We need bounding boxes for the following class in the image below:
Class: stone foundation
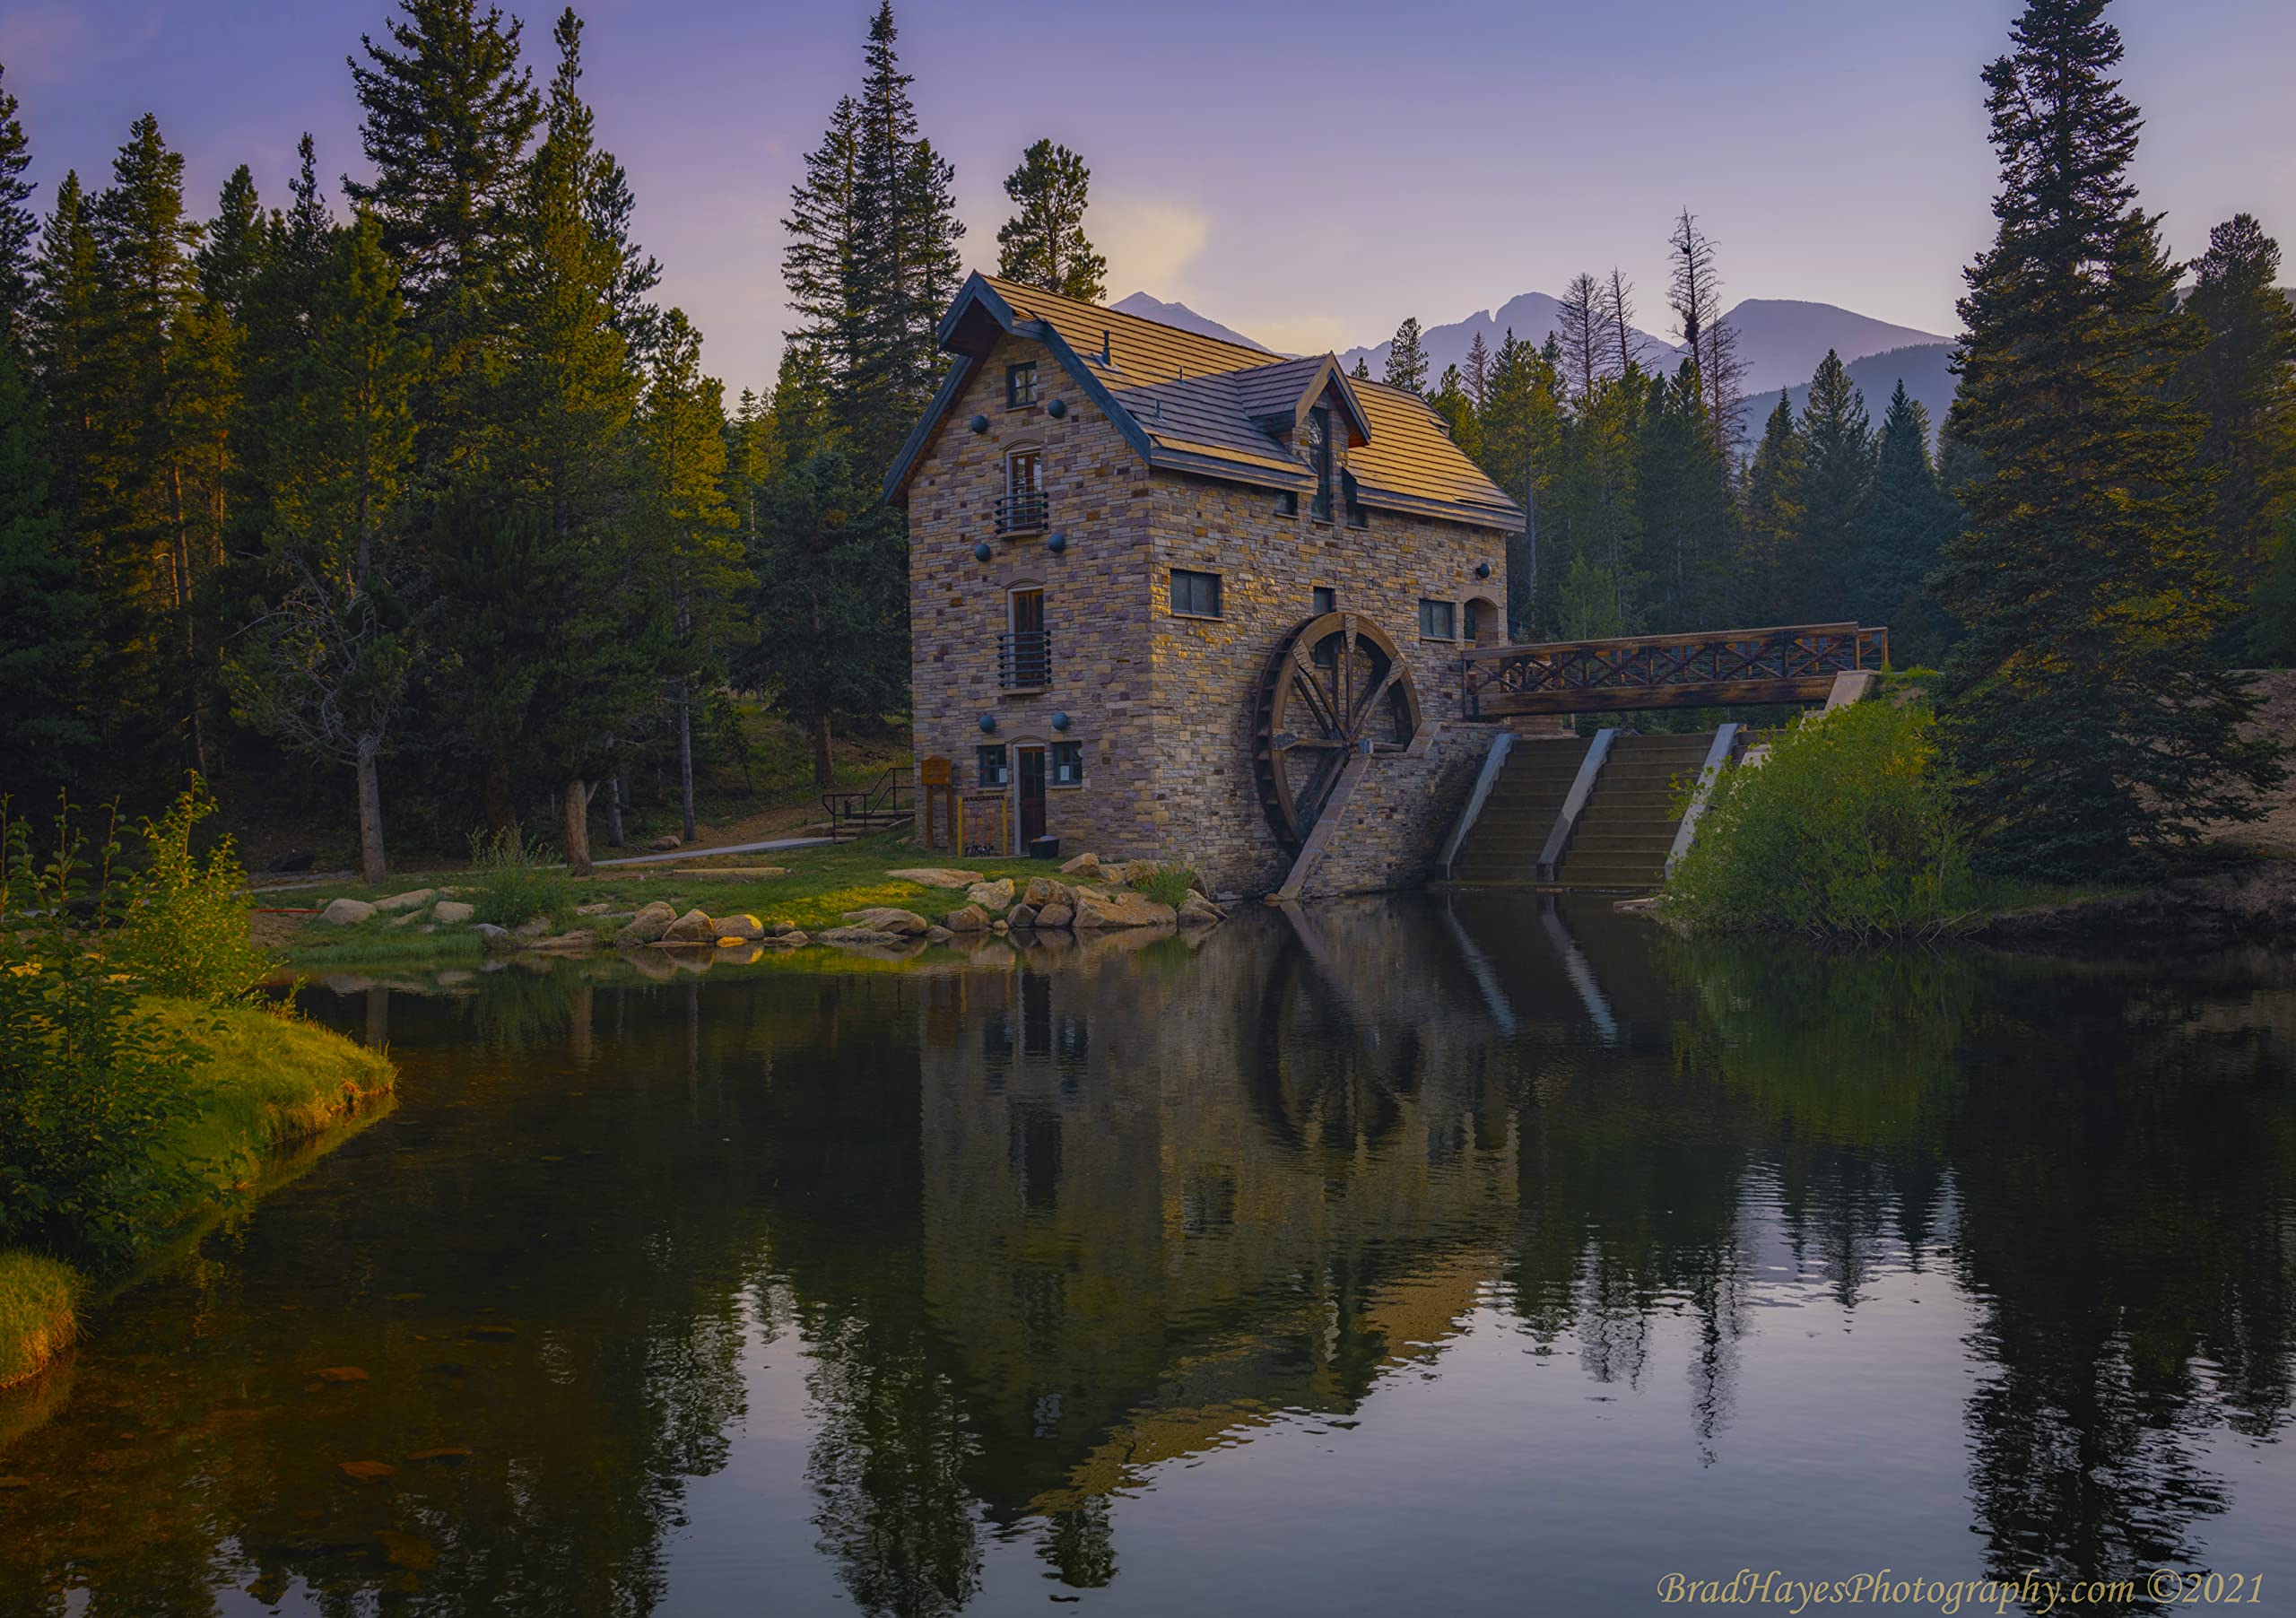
[1298,723,1501,898]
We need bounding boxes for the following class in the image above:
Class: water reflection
[0,903,2291,1614]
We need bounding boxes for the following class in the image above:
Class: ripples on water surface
[2,896,2293,1615]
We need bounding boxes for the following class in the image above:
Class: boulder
[514,918,552,937]
[617,900,677,945]
[964,877,1015,912]
[1118,859,1160,886]
[647,833,682,852]
[657,908,718,945]
[843,906,931,936]
[766,919,796,937]
[1035,901,1074,929]
[1072,889,1176,929]
[1007,903,1039,928]
[756,930,809,950]
[524,931,595,954]
[885,867,984,890]
[1058,852,1101,877]
[817,926,905,949]
[1176,892,1223,926]
[715,913,766,942]
[1021,875,1070,909]
[319,897,375,927]
[374,888,436,915]
[574,901,613,916]
[944,904,989,932]
[990,919,1010,935]
[474,923,510,944]
[430,900,474,925]
[925,925,955,943]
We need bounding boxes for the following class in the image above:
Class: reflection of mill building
[885,276,1525,893]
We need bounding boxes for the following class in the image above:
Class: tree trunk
[563,777,593,877]
[355,734,388,884]
[677,680,698,843]
[811,713,834,789]
[603,771,625,848]
[483,759,516,838]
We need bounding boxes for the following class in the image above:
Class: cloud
[1093,196,1208,296]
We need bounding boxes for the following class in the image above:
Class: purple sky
[3,0,2291,395]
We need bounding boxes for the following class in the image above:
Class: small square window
[1049,741,1083,786]
[1006,362,1037,407]
[1170,569,1222,618]
[977,744,1009,787]
[1418,598,1457,639]
[1311,587,1335,616]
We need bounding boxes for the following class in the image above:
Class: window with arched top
[1465,596,1501,646]
[998,445,1047,535]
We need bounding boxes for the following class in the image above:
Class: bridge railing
[1462,622,1888,717]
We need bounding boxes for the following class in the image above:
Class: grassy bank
[0,999,396,1391]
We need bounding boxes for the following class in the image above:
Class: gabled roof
[885,274,1523,531]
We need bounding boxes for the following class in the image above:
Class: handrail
[1538,728,1617,882]
[820,768,913,841]
[1437,730,1514,878]
[1666,724,1744,875]
[1464,622,1888,718]
[995,490,1049,535]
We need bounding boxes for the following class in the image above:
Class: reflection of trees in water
[1660,936,2296,1611]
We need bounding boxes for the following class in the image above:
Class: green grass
[281,921,490,970]
[0,1255,81,1389]
[0,999,395,1389]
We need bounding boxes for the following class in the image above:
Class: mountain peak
[1109,291,1271,353]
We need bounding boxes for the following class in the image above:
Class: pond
[3,897,2294,1615]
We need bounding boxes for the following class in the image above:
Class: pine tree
[230,211,428,883]
[481,8,649,869]
[996,139,1105,303]
[1384,315,1427,395]
[742,447,907,787]
[1741,391,1804,622]
[781,94,860,387]
[1463,330,1492,413]
[1635,363,1738,631]
[0,347,97,791]
[0,64,37,358]
[1791,349,1874,619]
[32,171,99,528]
[346,0,540,471]
[841,2,963,475]
[86,114,211,773]
[1601,268,1643,379]
[640,308,744,841]
[1350,356,1369,380]
[1472,328,1562,626]
[1856,381,1959,660]
[1936,0,2282,876]
[2179,213,2296,593]
[1556,272,1604,404]
[1430,363,1478,459]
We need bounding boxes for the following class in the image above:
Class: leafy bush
[1131,864,1201,909]
[466,827,576,928]
[1662,700,1976,940]
[0,803,213,1264]
[110,781,274,1003]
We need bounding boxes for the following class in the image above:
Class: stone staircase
[1448,736,1590,885]
[1551,732,1716,892]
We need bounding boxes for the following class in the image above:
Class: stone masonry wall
[1300,722,1503,898]
[907,338,1512,895]
[1145,403,1512,894]
[907,331,1161,860]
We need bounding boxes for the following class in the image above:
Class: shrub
[0,803,213,1264]
[1662,699,1976,940]
[110,781,274,1004]
[1131,864,1201,909]
[466,827,576,928]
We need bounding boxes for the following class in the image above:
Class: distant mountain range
[1109,291,1271,352]
[1121,285,1959,448]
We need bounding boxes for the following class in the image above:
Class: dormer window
[1006,362,1037,408]
[1307,406,1334,521]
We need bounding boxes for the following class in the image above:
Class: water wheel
[1249,612,1422,853]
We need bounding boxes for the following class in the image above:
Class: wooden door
[1016,745,1047,846]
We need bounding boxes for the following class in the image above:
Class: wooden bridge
[1461,622,1889,718]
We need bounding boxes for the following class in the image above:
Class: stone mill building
[884,274,1525,897]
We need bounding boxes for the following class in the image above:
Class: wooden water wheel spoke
[1252,612,1422,854]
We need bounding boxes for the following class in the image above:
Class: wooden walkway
[1462,622,1888,718]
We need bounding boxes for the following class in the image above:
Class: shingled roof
[884,274,1523,532]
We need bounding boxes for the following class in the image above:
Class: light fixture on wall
[1475,561,1492,578]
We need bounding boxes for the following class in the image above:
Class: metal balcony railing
[997,629,1053,690]
[996,489,1049,535]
